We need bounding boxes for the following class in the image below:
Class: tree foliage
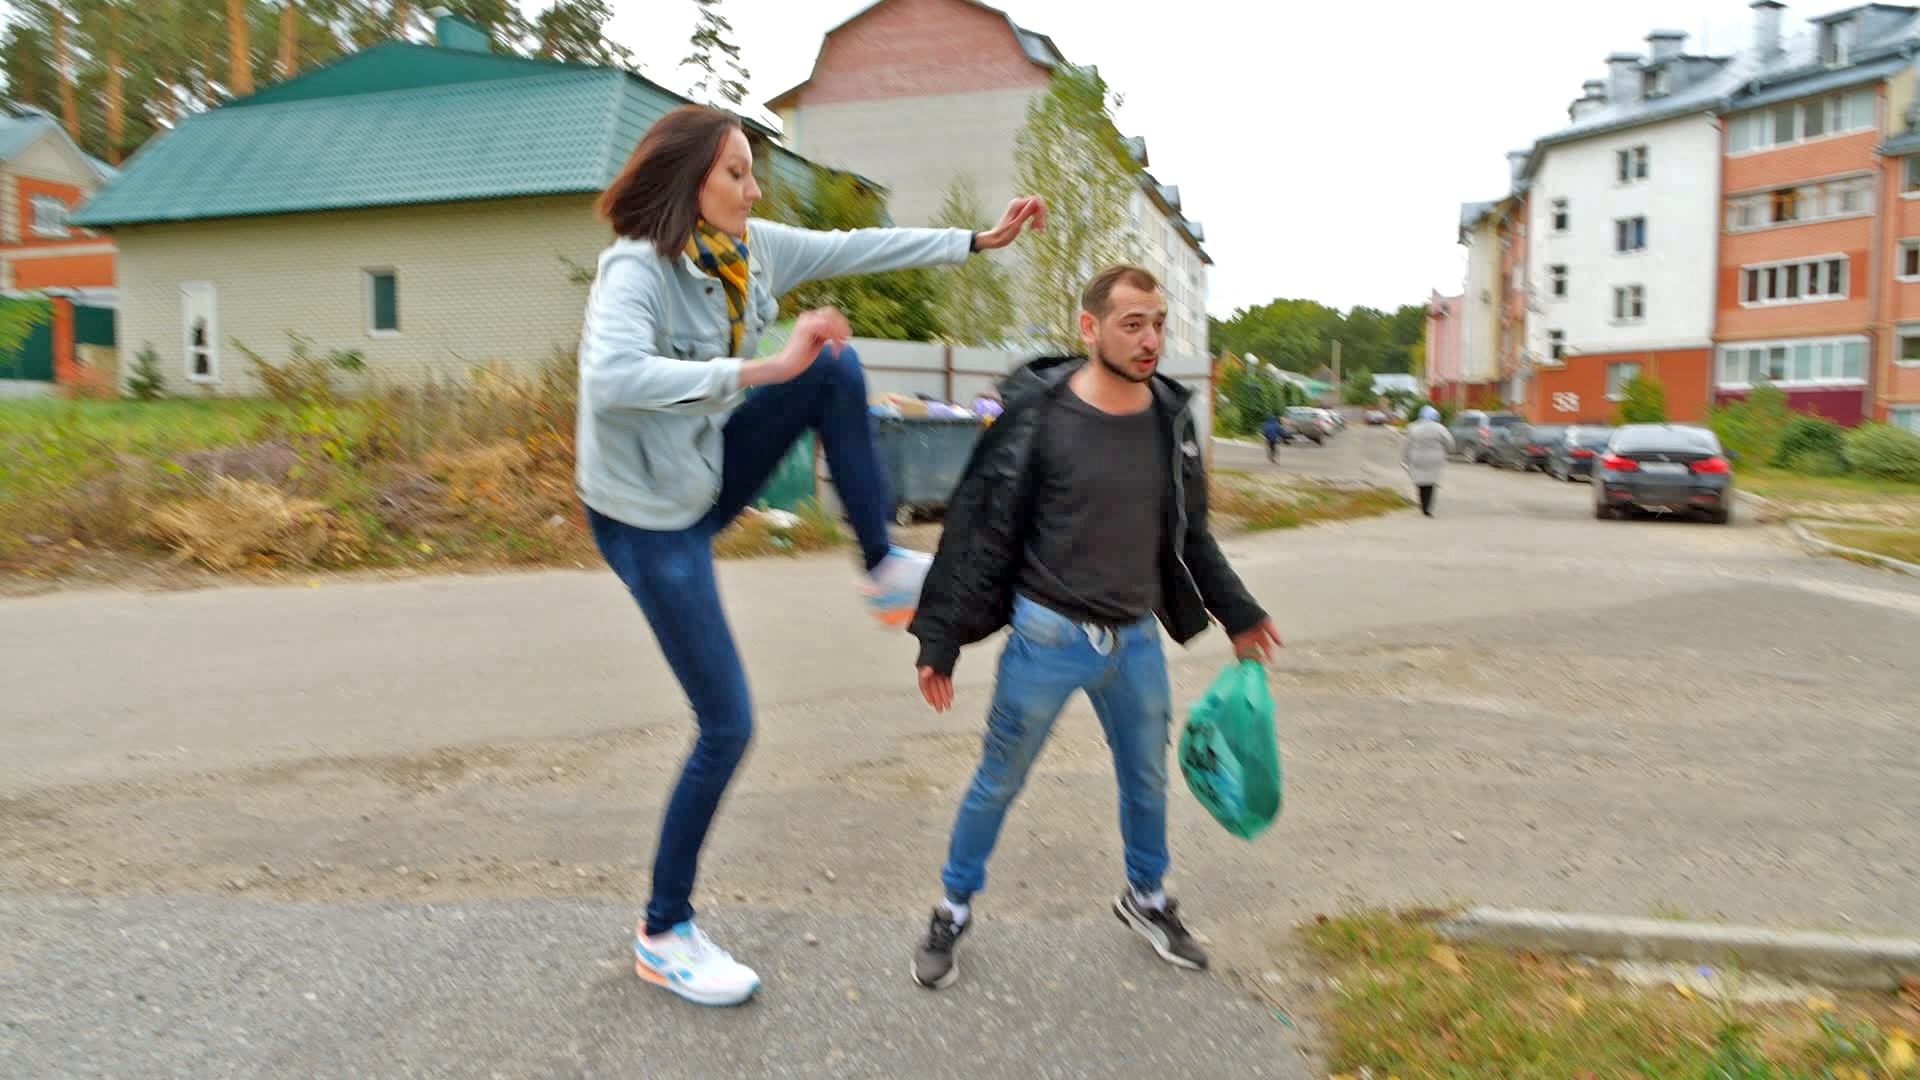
[1214,352,1307,436]
[1,0,638,165]
[681,0,747,107]
[930,172,1015,346]
[1210,298,1428,375]
[1615,373,1668,424]
[1013,65,1137,351]
[760,172,943,343]
[1342,366,1377,406]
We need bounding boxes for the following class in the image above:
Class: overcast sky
[581,0,1774,319]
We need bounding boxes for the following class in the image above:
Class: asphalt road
[5,425,1918,1077]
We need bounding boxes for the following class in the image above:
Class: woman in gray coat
[1401,405,1456,517]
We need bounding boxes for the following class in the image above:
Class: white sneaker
[633,920,761,1007]
[862,546,932,628]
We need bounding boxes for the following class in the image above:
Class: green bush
[127,344,167,402]
[1614,374,1668,424]
[1772,415,1847,472]
[1710,384,1790,462]
[1843,422,1920,483]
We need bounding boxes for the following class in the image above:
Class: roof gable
[767,0,1062,110]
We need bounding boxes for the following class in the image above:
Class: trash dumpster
[752,431,816,512]
[876,416,984,524]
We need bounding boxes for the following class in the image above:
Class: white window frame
[1552,198,1569,233]
[1728,174,1874,232]
[180,281,219,386]
[1606,361,1642,401]
[30,195,69,238]
[1547,329,1566,360]
[364,267,401,337]
[1727,88,1875,157]
[1616,145,1649,184]
[1549,264,1568,299]
[1897,327,1920,368]
[1614,216,1648,254]
[1738,253,1849,307]
[1905,157,1920,198]
[1716,335,1868,389]
[1612,284,1646,324]
[1900,240,1920,282]
[1891,405,1920,434]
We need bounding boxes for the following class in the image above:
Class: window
[366,270,399,334]
[1549,264,1568,298]
[1822,18,1857,66]
[1739,254,1848,305]
[1606,362,1642,400]
[1771,187,1799,223]
[1729,88,1875,153]
[1907,157,1920,195]
[30,195,68,238]
[1614,216,1648,253]
[1892,406,1920,434]
[1646,68,1672,98]
[1901,241,1920,280]
[1548,329,1566,359]
[1616,145,1649,183]
[180,282,218,384]
[1716,337,1869,387]
[1612,284,1645,323]
[1899,330,1920,366]
[1552,198,1569,232]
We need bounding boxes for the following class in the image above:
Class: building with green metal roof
[72,10,864,395]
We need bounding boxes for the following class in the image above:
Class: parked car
[1593,424,1737,524]
[1285,406,1330,444]
[1489,423,1566,471]
[1364,409,1389,426]
[1545,425,1616,482]
[1448,410,1525,463]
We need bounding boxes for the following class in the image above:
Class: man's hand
[973,197,1047,252]
[1231,619,1284,664]
[918,666,955,712]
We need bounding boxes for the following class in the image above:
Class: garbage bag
[1177,659,1282,840]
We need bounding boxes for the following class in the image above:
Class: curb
[1787,520,1920,577]
[1434,907,1920,990]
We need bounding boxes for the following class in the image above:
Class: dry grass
[1811,526,1920,566]
[1210,473,1409,532]
[1307,910,1920,1079]
[712,498,847,559]
[145,477,366,571]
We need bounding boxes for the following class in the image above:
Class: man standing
[905,265,1283,989]
[1261,413,1285,462]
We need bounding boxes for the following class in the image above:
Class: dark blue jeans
[589,346,893,936]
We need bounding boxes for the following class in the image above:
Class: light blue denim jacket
[575,219,972,530]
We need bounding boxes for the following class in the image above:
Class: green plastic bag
[1178,659,1282,840]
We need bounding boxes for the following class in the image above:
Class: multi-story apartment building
[769,0,1215,427]
[1453,201,1504,404]
[1425,290,1465,394]
[1516,32,1749,426]
[1712,2,1916,426]
[1877,119,1920,433]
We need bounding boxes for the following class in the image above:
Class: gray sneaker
[1114,892,1208,971]
[911,908,968,989]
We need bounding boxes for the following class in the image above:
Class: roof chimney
[1647,29,1686,63]
[1753,0,1786,59]
[1607,52,1645,106]
[429,6,491,53]
[1506,149,1530,189]
[1570,79,1609,121]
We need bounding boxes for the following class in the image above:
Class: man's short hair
[1081,265,1162,317]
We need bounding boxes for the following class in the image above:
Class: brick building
[0,103,117,295]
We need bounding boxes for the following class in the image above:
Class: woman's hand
[973,197,1047,252]
[742,307,852,387]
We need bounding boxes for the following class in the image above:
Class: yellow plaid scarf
[686,220,751,355]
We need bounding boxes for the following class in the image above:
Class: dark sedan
[1545,425,1616,482]
[1489,423,1566,472]
[1592,424,1736,524]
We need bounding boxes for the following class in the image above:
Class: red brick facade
[770,0,1050,108]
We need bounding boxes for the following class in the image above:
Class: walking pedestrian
[904,265,1282,990]
[1261,413,1283,462]
[1402,405,1456,517]
[578,104,1046,1006]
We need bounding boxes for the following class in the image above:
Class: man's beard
[1094,339,1155,385]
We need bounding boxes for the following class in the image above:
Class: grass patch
[1210,474,1408,532]
[1811,526,1920,566]
[1741,466,1920,506]
[1306,910,1920,1079]
[712,498,847,559]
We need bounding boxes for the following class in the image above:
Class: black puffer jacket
[909,355,1267,676]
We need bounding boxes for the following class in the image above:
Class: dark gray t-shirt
[1015,387,1170,626]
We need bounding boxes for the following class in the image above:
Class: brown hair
[596,105,742,256]
[1080,264,1162,316]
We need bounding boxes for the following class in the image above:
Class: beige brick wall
[112,195,614,395]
